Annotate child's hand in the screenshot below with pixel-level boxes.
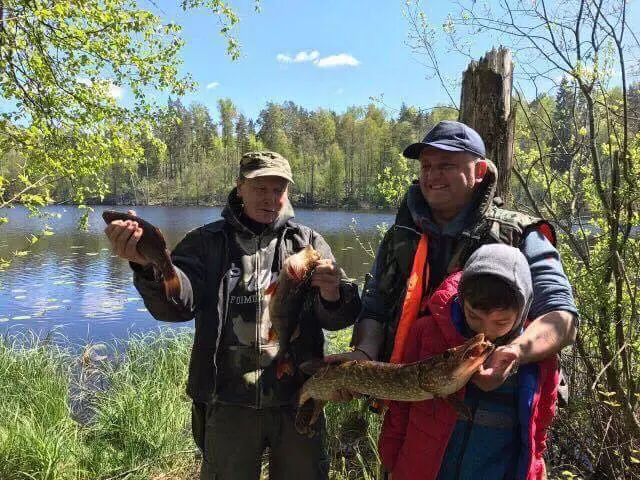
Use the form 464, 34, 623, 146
471, 344, 521, 391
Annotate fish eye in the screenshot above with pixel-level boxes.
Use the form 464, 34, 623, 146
442, 350, 452, 360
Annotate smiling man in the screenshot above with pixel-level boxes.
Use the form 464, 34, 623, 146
329, 121, 577, 409
104, 151, 361, 480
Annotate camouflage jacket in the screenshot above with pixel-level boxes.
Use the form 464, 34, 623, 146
355, 161, 556, 361
133, 190, 361, 405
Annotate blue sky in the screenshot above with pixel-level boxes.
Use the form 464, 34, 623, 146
3, 1, 637, 124
149, 0, 460, 121
151, 0, 638, 122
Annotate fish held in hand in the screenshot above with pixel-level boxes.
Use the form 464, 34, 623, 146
265, 245, 322, 379
296, 333, 494, 434
102, 210, 180, 303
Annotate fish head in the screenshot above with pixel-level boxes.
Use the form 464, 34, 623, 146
419, 333, 495, 396
285, 245, 322, 282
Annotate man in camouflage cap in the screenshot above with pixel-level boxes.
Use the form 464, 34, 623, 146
329, 121, 578, 413
105, 150, 361, 479
239, 150, 294, 183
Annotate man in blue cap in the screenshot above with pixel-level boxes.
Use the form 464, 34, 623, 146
329, 120, 577, 398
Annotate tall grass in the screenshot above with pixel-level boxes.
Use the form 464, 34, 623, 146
0, 333, 84, 479
0, 330, 196, 480
1, 328, 382, 479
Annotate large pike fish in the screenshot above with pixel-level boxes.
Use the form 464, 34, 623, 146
265, 245, 321, 378
295, 333, 495, 435
102, 210, 180, 303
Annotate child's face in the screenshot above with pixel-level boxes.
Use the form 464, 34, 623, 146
462, 302, 519, 341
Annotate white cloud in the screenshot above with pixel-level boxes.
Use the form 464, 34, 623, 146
108, 84, 123, 99
206, 82, 220, 89
77, 77, 122, 98
277, 51, 361, 69
294, 50, 319, 62
315, 54, 360, 68
277, 50, 320, 64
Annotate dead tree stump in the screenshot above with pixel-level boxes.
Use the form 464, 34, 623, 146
459, 47, 515, 205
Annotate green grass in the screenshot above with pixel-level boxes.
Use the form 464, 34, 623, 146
0, 328, 382, 480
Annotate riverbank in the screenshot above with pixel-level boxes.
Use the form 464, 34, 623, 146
0, 328, 381, 480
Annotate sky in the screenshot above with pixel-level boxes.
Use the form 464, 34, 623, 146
3, 0, 638, 124
144, 0, 464, 121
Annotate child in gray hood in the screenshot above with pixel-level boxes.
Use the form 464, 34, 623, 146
458, 243, 533, 346
379, 244, 560, 480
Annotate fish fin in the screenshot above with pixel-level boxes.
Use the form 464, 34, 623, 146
264, 281, 279, 296
295, 398, 316, 436
276, 358, 295, 379
287, 264, 300, 280
152, 226, 168, 249
309, 400, 326, 426
268, 326, 278, 342
299, 359, 328, 376
445, 396, 472, 420
163, 268, 181, 304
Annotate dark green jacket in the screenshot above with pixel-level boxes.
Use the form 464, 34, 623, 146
356, 161, 556, 361
134, 191, 361, 403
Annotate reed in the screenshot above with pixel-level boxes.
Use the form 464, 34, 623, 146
0, 327, 381, 479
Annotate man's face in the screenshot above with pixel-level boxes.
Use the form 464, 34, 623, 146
419, 147, 485, 223
237, 175, 289, 224
463, 302, 518, 341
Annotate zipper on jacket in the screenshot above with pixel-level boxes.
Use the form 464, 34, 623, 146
255, 234, 262, 408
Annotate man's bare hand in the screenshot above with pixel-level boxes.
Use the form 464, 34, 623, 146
311, 259, 341, 302
103, 209, 149, 267
471, 344, 520, 392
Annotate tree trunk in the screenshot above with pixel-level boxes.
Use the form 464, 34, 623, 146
459, 47, 515, 205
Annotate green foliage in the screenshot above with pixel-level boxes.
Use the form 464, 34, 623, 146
0, 0, 257, 216
95, 98, 437, 208
404, 0, 640, 476
377, 154, 416, 208
0, 329, 385, 479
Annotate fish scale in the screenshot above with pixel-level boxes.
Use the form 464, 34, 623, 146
295, 333, 495, 436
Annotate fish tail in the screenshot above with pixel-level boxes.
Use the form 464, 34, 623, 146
162, 267, 181, 303
276, 357, 295, 379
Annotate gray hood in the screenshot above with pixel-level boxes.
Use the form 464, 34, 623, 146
459, 243, 532, 346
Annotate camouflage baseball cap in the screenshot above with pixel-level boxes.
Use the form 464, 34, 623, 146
239, 151, 294, 184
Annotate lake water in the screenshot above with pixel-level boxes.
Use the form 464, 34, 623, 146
0, 205, 393, 344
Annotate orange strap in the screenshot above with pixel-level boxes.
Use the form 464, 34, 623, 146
389, 235, 430, 364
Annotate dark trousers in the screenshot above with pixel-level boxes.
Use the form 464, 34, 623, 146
192, 402, 328, 480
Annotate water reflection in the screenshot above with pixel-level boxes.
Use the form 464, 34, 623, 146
0, 205, 393, 343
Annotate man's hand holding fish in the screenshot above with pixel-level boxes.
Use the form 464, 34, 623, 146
311, 259, 341, 302
104, 209, 149, 267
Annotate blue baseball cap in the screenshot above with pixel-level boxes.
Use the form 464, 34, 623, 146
403, 120, 486, 159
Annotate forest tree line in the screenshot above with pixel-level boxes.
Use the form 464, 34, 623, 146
29, 76, 633, 209
2, 80, 638, 210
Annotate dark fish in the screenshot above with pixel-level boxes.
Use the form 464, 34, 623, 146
265, 245, 321, 379
102, 210, 180, 303
295, 333, 495, 435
